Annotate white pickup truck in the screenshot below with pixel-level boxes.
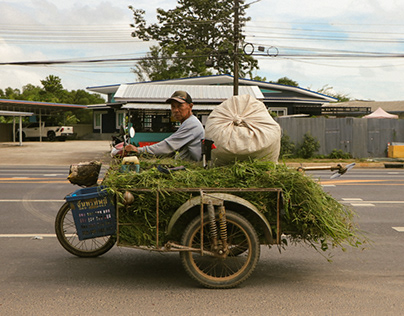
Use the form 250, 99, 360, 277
16, 122, 74, 141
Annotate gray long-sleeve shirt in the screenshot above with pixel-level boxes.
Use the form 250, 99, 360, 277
138, 115, 205, 161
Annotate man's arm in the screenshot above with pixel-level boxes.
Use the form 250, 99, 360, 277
138, 119, 197, 156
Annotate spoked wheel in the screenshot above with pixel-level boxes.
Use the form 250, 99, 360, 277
180, 210, 260, 289
55, 202, 116, 257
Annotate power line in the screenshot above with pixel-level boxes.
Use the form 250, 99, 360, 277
245, 25, 404, 36
2, 49, 404, 68
0, 54, 210, 66
245, 33, 404, 44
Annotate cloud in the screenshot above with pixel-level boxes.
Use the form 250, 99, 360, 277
1, 0, 404, 100
244, 0, 404, 100
0, 0, 149, 90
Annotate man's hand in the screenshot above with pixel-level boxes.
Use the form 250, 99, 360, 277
125, 144, 138, 153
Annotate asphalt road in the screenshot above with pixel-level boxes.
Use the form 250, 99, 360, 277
0, 140, 112, 166
1, 165, 404, 315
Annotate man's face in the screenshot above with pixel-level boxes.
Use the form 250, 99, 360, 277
171, 100, 192, 123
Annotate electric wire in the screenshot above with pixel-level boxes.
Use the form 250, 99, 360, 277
2, 18, 404, 70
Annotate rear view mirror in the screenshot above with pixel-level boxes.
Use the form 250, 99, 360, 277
129, 127, 135, 138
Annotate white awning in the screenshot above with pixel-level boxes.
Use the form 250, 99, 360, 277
122, 103, 217, 111
363, 107, 398, 119
0, 110, 34, 116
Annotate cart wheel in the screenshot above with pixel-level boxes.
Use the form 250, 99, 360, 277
180, 210, 260, 289
55, 202, 116, 257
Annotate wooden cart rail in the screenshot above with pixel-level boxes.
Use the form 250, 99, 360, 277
116, 187, 283, 251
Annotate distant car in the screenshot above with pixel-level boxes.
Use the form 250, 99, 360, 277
16, 122, 74, 141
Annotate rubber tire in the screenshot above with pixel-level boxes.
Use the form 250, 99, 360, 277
47, 131, 56, 141
180, 210, 260, 289
55, 202, 116, 257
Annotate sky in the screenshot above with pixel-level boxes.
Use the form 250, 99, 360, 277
1, 0, 404, 101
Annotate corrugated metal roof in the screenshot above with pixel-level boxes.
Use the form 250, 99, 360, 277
0, 110, 34, 116
325, 100, 404, 112
266, 97, 328, 104
114, 84, 264, 102
122, 103, 217, 110
86, 104, 111, 110
87, 75, 337, 103
0, 98, 87, 116
0, 99, 87, 109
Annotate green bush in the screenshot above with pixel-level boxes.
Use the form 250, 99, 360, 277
280, 133, 353, 160
295, 132, 320, 159
280, 132, 296, 158
327, 149, 352, 159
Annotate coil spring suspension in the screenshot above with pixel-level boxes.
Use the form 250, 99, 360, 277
207, 201, 218, 248
218, 205, 227, 242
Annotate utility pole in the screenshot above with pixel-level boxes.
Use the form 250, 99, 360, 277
233, 0, 239, 96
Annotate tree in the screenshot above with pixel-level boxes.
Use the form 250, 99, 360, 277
0, 75, 105, 124
21, 84, 42, 101
252, 75, 267, 82
132, 45, 204, 81
317, 85, 350, 102
270, 77, 299, 87
39, 75, 66, 103
0, 87, 21, 99
64, 89, 105, 106
129, 0, 259, 81
41, 75, 63, 94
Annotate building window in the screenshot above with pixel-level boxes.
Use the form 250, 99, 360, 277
269, 107, 287, 117
129, 110, 179, 132
116, 111, 126, 129
94, 111, 107, 130
143, 114, 152, 131
94, 112, 102, 129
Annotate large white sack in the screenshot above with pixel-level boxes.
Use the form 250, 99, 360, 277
205, 94, 281, 165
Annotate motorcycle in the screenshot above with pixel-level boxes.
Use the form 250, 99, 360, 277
110, 126, 136, 158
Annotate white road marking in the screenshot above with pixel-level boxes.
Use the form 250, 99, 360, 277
322, 185, 336, 187
340, 198, 374, 206
366, 201, 404, 204
0, 234, 57, 238
339, 198, 404, 206
339, 200, 404, 204
392, 227, 404, 232
0, 200, 64, 202
0, 234, 75, 238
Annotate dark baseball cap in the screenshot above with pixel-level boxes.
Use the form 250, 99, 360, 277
165, 90, 193, 104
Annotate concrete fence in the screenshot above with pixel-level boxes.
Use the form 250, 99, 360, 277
2, 118, 403, 158
276, 117, 404, 158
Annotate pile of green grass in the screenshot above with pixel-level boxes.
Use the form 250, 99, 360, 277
102, 158, 366, 253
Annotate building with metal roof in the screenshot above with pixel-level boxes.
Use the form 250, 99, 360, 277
87, 74, 337, 117
86, 75, 339, 144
